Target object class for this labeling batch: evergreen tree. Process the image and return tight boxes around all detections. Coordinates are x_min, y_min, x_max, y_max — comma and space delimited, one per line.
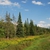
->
12, 14, 16, 36
26, 18, 29, 35
29, 20, 34, 36
24, 19, 30, 36
16, 12, 24, 37
24, 20, 27, 36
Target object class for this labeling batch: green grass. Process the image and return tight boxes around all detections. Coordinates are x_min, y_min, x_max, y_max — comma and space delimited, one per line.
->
24, 34, 50, 50
0, 36, 37, 50
0, 34, 50, 50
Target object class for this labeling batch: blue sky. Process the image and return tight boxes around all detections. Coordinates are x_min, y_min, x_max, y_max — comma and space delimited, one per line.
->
0, 0, 50, 28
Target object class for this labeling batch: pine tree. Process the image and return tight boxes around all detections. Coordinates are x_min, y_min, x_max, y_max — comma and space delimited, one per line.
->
16, 12, 24, 37
24, 20, 27, 36
26, 18, 29, 35
24, 19, 30, 36
29, 20, 34, 36
12, 14, 16, 36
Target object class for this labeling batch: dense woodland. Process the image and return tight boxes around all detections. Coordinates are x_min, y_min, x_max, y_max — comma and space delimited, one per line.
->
0, 12, 50, 38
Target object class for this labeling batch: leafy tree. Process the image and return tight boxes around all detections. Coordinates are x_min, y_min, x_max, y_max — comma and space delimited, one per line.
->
5, 12, 11, 38
0, 21, 5, 38
5, 12, 15, 38
0, 12, 50, 38
16, 12, 24, 37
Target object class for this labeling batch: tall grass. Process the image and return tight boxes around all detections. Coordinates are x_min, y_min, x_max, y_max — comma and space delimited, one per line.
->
0, 34, 50, 50
24, 34, 50, 50
0, 36, 39, 50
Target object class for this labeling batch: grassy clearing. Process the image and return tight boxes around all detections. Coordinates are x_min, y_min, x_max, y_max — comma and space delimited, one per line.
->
24, 34, 50, 50
0, 34, 50, 50
0, 36, 39, 50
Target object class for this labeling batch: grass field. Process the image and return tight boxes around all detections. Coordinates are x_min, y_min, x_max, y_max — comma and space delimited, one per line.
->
0, 36, 39, 50
24, 34, 50, 50
0, 34, 50, 50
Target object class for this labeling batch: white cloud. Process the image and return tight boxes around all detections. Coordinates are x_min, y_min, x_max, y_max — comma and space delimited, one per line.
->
37, 21, 46, 28
48, 2, 50, 4
37, 23, 46, 28
47, 24, 50, 27
0, 0, 12, 5
25, 9, 29, 11
37, 21, 50, 28
0, 0, 20, 7
47, 18, 50, 20
32, 0, 44, 5
22, 0, 27, 3
13, 2, 20, 7
39, 21, 46, 24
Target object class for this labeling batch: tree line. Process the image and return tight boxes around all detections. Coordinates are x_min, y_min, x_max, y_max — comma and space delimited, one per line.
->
0, 12, 50, 38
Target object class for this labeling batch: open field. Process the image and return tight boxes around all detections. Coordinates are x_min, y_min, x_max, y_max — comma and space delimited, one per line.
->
0, 0, 50, 50
0, 36, 39, 50
24, 34, 50, 50
0, 34, 50, 50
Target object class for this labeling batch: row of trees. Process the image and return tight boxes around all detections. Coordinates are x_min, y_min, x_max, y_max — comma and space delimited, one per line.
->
16, 13, 34, 37
0, 12, 50, 38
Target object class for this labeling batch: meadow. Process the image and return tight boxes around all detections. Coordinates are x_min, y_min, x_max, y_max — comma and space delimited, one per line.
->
0, 36, 38, 50
0, 34, 50, 50
24, 34, 50, 50
0, 11, 50, 50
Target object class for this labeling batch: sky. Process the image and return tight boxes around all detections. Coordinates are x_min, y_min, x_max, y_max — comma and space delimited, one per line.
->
0, 0, 50, 28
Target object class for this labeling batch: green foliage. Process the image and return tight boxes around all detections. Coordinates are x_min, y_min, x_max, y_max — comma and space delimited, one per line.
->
16, 12, 24, 37
29, 20, 34, 36
0, 28, 5, 38
0, 34, 50, 50
0, 21, 5, 38
24, 19, 30, 36
0, 12, 50, 38
24, 35, 50, 50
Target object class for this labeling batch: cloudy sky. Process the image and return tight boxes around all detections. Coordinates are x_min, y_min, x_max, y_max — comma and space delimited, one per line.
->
0, 0, 50, 28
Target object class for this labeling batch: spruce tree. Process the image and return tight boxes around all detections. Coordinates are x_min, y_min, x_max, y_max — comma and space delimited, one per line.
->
29, 20, 34, 36
24, 19, 30, 36
24, 20, 27, 36
16, 12, 24, 37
